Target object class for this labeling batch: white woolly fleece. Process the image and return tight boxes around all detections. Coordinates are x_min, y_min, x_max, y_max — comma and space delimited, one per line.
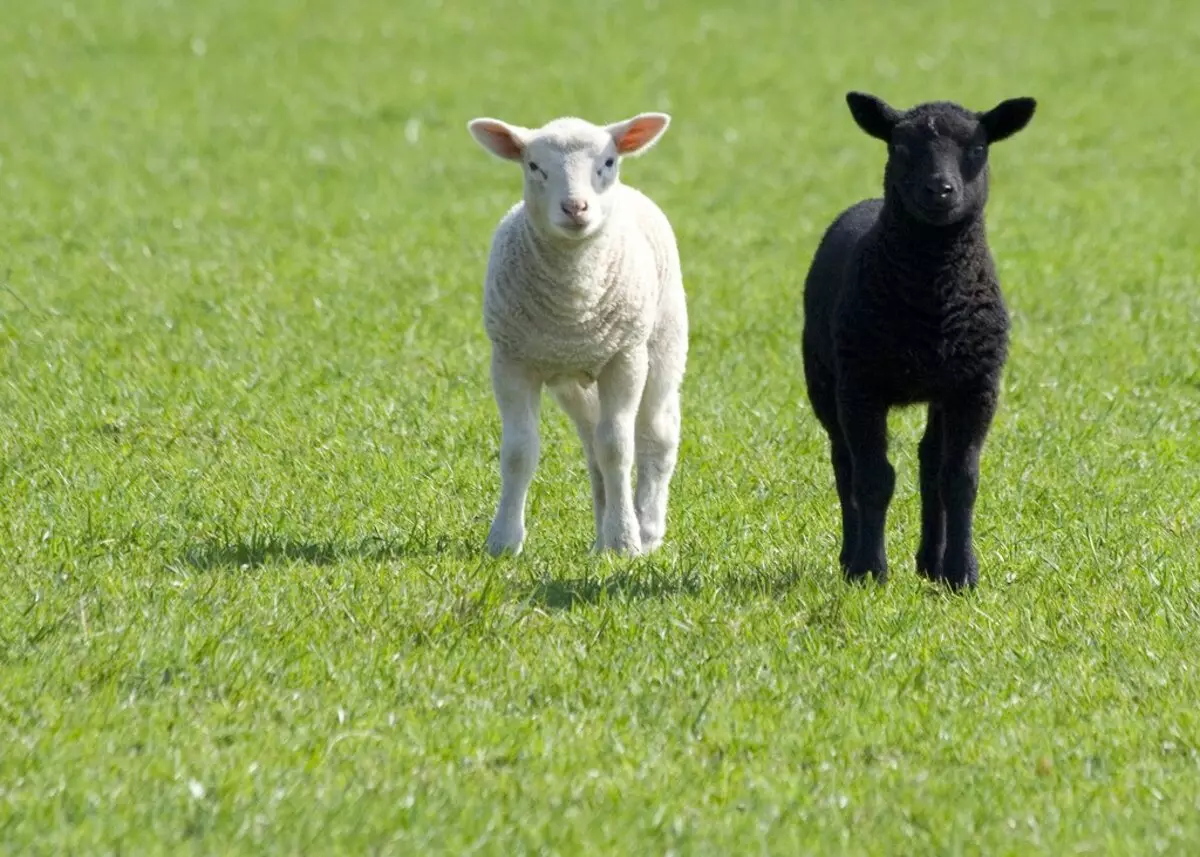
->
483, 185, 679, 381
468, 112, 688, 558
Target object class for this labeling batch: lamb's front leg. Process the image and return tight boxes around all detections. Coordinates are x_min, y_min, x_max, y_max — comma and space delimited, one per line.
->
594, 347, 649, 555
938, 388, 998, 589
634, 370, 682, 554
837, 387, 894, 582
486, 353, 542, 557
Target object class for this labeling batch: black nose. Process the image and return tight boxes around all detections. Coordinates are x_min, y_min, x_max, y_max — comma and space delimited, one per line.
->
925, 178, 955, 199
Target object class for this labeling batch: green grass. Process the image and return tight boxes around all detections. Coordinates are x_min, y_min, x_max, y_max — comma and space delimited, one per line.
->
2, 0, 1199, 852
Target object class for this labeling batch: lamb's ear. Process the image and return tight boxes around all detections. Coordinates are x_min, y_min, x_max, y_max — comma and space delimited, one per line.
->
846, 92, 900, 142
979, 97, 1036, 143
467, 118, 529, 161
607, 113, 671, 157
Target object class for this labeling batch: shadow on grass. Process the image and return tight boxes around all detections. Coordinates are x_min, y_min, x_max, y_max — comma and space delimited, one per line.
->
516, 570, 703, 610
184, 530, 475, 571
515, 561, 816, 611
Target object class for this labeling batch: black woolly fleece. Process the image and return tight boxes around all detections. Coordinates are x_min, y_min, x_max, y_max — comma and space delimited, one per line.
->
801, 92, 1035, 590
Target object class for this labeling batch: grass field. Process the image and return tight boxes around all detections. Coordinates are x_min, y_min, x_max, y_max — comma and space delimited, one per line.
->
2, 0, 1199, 852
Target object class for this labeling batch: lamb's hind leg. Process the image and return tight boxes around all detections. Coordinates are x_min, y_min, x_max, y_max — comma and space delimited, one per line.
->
916, 404, 946, 580
939, 388, 998, 589
830, 432, 855, 570
804, 349, 856, 569
636, 301, 687, 553
550, 380, 605, 551
634, 364, 682, 553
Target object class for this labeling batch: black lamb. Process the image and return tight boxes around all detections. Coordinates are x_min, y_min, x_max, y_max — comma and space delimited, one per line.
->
802, 91, 1036, 589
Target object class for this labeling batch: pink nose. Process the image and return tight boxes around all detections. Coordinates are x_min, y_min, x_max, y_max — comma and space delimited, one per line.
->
561, 199, 589, 217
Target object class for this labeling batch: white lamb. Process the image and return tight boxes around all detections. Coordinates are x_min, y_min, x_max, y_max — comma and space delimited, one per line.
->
467, 111, 688, 557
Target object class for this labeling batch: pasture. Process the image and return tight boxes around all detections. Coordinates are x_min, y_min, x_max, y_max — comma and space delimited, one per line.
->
1, 0, 1198, 852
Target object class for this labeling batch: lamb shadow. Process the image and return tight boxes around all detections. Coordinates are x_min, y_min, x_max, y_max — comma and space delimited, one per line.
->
184, 531, 475, 571
715, 564, 813, 600
516, 569, 703, 610
515, 561, 813, 611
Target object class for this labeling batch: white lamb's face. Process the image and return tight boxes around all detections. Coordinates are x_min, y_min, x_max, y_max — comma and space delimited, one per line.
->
468, 112, 671, 242
520, 123, 620, 240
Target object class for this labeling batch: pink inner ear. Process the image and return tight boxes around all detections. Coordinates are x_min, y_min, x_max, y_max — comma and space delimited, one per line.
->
616, 118, 665, 154
479, 123, 522, 159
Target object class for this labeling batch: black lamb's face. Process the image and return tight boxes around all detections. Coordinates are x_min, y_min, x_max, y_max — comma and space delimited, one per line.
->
885, 107, 989, 226
845, 92, 1037, 228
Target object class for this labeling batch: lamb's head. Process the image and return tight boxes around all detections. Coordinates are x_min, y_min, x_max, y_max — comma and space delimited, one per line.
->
468, 112, 670, 240
846, 92, 1036, 226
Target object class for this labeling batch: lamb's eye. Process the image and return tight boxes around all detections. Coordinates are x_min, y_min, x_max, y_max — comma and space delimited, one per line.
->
528, 161, 540, 173
604, 157, 615, 168
968, 145, 985, 159
890, 143, 910, 159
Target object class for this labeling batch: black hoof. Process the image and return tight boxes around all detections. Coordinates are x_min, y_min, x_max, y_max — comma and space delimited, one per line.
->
939, 555, 979, 591
844, 564, 888, 585
915, 542, 945, 581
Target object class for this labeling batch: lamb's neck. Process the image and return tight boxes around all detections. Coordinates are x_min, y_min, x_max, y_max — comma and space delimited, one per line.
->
519, 216, 624, 310
878, 203, 987, 279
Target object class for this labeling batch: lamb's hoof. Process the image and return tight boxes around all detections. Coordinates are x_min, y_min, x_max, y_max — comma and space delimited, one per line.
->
844, 554, 888, 585
837, 537, 859, 572
915, 544, 945, 581
596, 532, 642, 556
638, 528, 664, 554
485, 521, 525, 557
588, 538, 634, 556
486, 538, 523, 558
601, 543, 643, 557
594, 515, 642, 555
939, 553, 979, 591
844, 569, 870, 585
